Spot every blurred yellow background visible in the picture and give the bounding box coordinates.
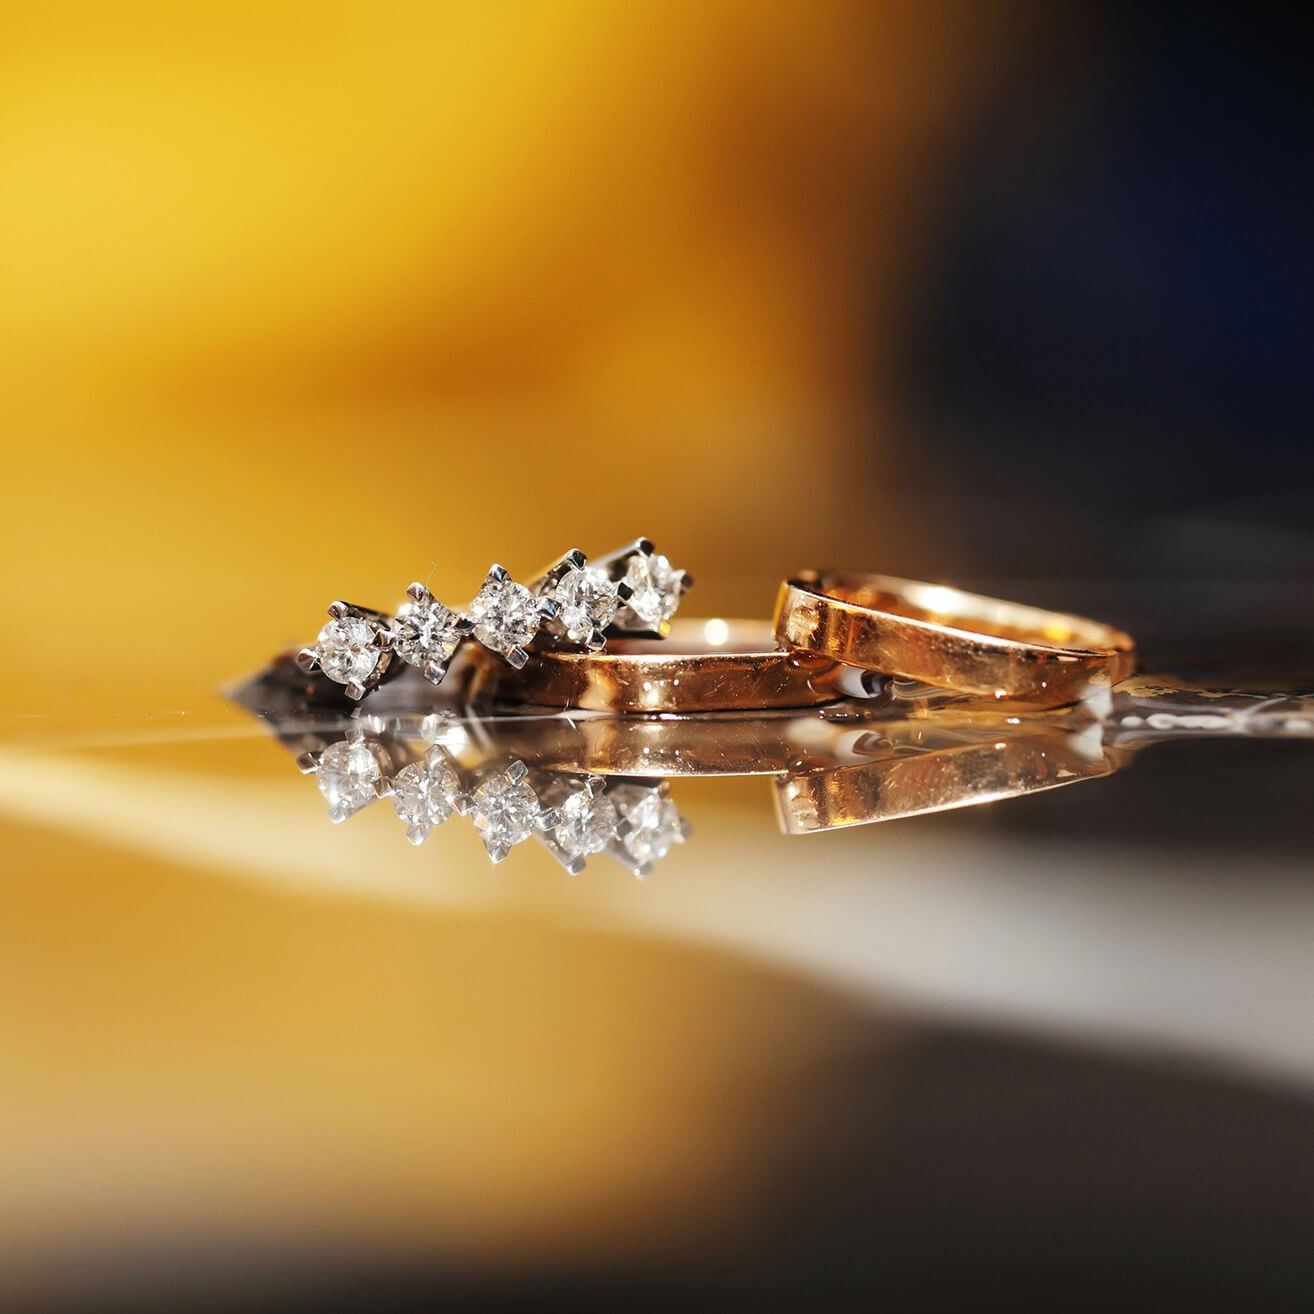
[0,4,1038,1296]
[0,0,1026,713]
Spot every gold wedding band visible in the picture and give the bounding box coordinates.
[774,572,1136,708]
[775,720,1124,834]
[470,619,851,714]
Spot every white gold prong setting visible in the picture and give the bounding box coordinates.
[391,581,468,685]
[290,538,690,699]
[468,567,545,664]
[616,551,689,633]
[535,538,691,646]
[307,602,396,698]
[541,556,621,646]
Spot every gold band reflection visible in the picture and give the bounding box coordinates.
[233,659,1314,861]
[232,659,1133,863]
[774,721,1120,835]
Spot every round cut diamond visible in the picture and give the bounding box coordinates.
[621,790,686,864]
[622,553,684,628]
[315,617,382,686]
[316,739,383,820]
[390,757,461,835]
[553,788,618,860]
[553,565,620,643]
[470,576,541,655]
[470,767,541,858]
[393,597,464,672]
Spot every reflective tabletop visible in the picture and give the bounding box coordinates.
[3,657,1313,1310]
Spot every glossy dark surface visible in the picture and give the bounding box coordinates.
[5,661,1313,1311]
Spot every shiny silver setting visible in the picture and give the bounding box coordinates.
[290,537,691,701]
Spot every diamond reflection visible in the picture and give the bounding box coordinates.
[233,654,1314,863]
[385,746,466,845]
[296,727,399,824]
[278,705,694,875]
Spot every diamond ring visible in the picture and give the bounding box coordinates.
[467,538,693,668]
[293,537,691,700]
[530,537,694,649]
[390,582,476,685]
[295,601,400,701]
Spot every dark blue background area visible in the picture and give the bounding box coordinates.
[899,3,1311,567]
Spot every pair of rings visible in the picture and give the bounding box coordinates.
[472,571,1136,713]
[295,538,691,699]
[291,545,1135,713]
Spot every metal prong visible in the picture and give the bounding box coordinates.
[485,840,510,864]
[585,629,607,651]
[563,855,586,876]
[406,581,429,602]
[485,563,510,585]
[537,597,560,620]
[506,760,528,782]
[406,825,428,846]
[615,581,634,602]
[452,794,471,816]
[635,537,655,556]
[583,776,607,798]
[295,648,319,673]
[344,681,367,701]
[454,615,476,635]
[680,571,694,590]
[374,777,393,799]
[328,804,351,824]
[505,646,529,670]
[537,807,561,831]
[421,661,449,685]
[328,600,349,619]
[295,751,321,775]
[537,548,588,590]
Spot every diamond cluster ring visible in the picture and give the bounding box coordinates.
[294,537,691,700]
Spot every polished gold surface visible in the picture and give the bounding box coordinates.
[774,572,1138,708]
[775,720,1122,834]
[471,619,851,713]
[462,709,864,777]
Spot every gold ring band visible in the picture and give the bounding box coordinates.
[775,721,1124,834]
[470,619,852,714]
[774,572,1136,708]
